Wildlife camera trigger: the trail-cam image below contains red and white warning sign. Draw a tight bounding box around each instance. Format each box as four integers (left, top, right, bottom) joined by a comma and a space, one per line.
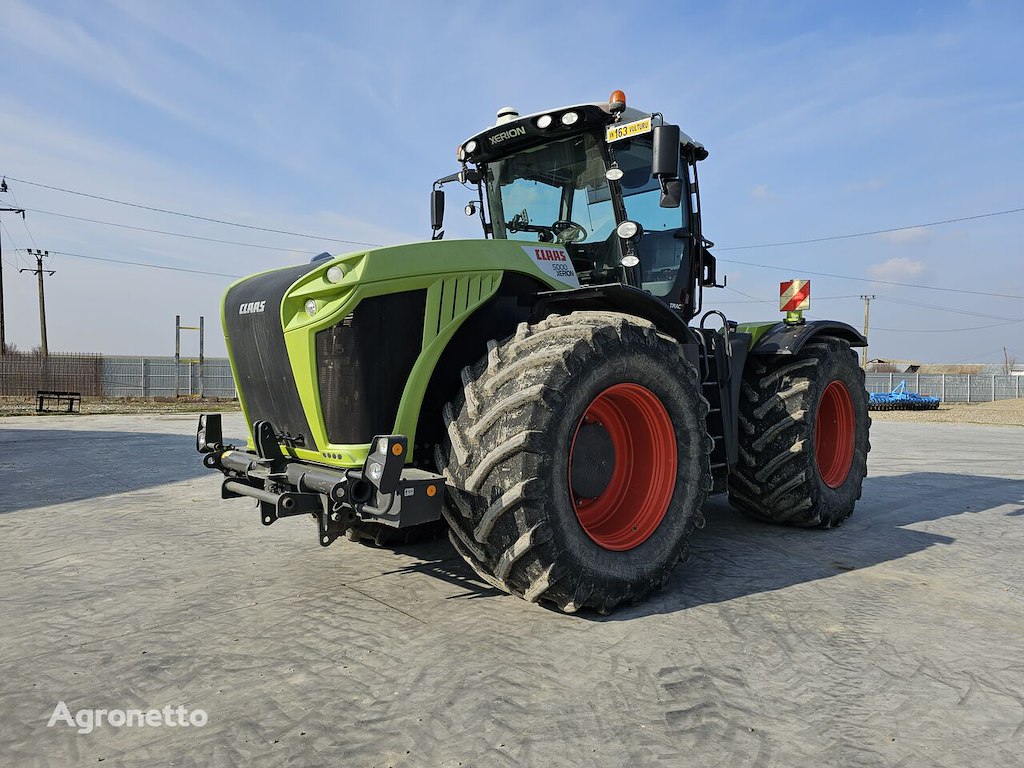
780, 280, 810, 311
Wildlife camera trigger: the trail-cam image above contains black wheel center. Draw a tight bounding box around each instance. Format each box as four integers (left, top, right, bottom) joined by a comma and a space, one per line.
570, 422, 616, 499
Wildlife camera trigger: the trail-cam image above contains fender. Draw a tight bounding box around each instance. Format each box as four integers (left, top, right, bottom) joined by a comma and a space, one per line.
532, 283, 697, 344
744, 320, 866, 356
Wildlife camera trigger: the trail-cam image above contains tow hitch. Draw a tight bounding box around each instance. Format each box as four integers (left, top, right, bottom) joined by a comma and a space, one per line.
196, 414, 445, 546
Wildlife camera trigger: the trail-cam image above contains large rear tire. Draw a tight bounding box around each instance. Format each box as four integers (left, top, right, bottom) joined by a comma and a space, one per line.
728, 337, 870, 527
437, 312, 712, 613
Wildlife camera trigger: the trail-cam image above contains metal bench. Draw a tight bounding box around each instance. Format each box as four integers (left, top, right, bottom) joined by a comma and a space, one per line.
35, 390, 82, 413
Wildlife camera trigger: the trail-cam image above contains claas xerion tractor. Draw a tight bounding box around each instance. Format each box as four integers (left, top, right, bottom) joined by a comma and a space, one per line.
196, 90, 870, 613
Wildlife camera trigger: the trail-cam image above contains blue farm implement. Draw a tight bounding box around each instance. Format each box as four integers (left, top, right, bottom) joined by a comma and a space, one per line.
868, 380, 940, 411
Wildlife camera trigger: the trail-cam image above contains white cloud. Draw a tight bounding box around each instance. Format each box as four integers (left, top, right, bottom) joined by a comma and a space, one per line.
751, 184, 772, 200
878, 226, 930, 244
868, 257, 927, 281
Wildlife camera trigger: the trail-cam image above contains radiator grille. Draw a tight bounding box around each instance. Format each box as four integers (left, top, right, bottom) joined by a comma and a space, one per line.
316, 290, 428, 444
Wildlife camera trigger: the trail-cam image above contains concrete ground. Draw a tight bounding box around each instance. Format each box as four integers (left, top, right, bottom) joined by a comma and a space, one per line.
1, 413, 1022, 768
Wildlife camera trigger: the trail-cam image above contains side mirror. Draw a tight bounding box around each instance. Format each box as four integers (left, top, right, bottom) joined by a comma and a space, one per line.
430, 188, 445, 233
652, 124, 681, 179
659, 179, 682, 209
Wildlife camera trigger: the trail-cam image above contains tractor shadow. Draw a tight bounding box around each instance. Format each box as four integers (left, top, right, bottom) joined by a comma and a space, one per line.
598, 470, 1024, 621
0, 427, 213, 515
388, 471, 1024, 618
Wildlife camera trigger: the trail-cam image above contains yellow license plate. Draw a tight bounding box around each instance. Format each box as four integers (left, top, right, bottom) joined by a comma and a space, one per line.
606, 116, 652, 142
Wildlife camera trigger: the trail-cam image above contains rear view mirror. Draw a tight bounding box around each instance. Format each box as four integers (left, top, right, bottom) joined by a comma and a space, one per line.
660, 179, 682, 208
652, 124, 681, 179
430, 189, 445, 231
430, 188, 445, 240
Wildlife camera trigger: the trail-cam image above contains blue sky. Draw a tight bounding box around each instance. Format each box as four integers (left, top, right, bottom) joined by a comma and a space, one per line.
0, 0, 1021, 363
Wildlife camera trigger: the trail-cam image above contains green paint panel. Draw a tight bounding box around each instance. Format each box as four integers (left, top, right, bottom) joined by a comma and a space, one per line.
736, 321, 781, 349
221, 239, 565, 468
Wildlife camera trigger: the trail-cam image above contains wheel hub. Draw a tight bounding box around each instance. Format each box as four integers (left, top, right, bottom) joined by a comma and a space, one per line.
569, 421, 616, 499
815, 380, 856, 488
568, 383, 677, 551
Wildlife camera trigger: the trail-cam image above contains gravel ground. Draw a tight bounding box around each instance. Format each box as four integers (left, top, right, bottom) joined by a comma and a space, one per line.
869, 398, 1024, 427
1, 414, 1023, 766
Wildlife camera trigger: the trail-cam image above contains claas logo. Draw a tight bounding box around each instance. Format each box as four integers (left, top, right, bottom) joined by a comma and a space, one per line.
533, 248, 567, 262
238, 301, 266, 315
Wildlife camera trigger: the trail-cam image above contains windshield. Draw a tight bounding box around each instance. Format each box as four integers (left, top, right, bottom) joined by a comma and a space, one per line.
485, 133, 615, 245
481, 129, 689, 299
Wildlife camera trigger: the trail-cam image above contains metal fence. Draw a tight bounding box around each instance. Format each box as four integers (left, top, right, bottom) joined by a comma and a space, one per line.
865, 373, 1024, 403
102, 357, 237, 398
3, 353, 1022, 403
0, 353, 237, 398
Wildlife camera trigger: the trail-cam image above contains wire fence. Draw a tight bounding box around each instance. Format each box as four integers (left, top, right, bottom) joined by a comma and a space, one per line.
0, 353, 237, 398
0, 352, 105, 396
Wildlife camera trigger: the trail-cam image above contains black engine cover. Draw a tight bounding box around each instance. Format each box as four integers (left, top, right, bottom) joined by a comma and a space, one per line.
224, 264, 316, 449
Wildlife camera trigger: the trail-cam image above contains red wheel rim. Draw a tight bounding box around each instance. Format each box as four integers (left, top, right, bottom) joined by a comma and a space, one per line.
815, 381, 856, 488
568, 383, 677, 551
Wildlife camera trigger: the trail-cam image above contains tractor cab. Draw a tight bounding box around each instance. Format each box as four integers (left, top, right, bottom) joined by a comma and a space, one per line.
432, 91, 718, 321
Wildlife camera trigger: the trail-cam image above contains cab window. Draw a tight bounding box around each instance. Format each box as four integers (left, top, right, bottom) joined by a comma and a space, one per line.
610, 137, 688, 297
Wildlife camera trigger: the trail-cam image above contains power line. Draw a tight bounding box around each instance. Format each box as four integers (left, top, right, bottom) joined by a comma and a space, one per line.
1, 174, 384, 248
0, 209, 26, 354
723, 285, 774, 305
25, 208, 320, 253
716, 207, 1024, 251
874, 295, 1024, 323
949, 348, 1012, 364
717, 255, 1024, 300
20, 214, 38, 252
15, 248, 242, 278
716, 293, 861, 304
0, 219, 27, 269
7, 173, 1024, 301
1, 181, 40, 252
871, 318, 1024, 333
723, 282, 1024, 334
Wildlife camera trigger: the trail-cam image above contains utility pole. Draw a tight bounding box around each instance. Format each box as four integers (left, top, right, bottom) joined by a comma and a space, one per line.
0, 204, 27, 355
21, 249, 54, 356
859, 295, 876, 369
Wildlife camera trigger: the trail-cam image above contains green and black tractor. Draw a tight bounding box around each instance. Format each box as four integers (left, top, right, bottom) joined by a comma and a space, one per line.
196, 90, 870, 613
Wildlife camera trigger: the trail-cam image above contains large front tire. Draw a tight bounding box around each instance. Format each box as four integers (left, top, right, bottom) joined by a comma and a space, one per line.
437, 312, 712, 613
729, 337, 870, 527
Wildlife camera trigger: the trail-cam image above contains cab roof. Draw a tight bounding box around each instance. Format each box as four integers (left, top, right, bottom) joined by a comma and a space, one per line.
459, 101, 707, 164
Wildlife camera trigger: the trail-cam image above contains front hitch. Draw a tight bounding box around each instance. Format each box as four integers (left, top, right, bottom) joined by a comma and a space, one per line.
196, 415, 444, 546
